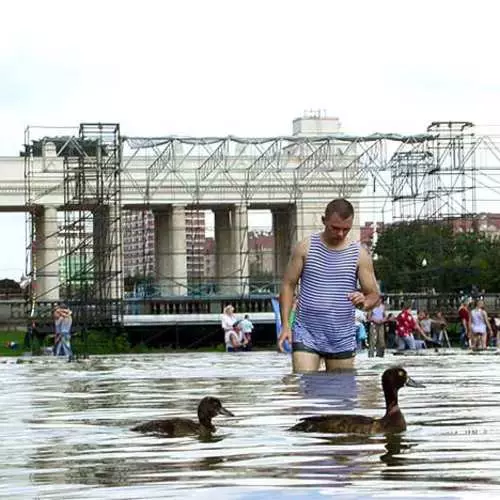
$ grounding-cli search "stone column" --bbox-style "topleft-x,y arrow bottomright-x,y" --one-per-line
233,204 -> 249,295
93,205 -> 125,300
109,205 -> 124,300
293,200 -> 325,242
171,205 -> 188,296
214,207 -> 234,295
350,198 -> 361,242
154,206 -> 187,296
35,205 -> 60,301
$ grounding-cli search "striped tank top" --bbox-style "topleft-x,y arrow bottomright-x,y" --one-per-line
293,233 -> 360,354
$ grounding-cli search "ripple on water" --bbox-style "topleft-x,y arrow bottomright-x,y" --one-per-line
1,350 -> 500,499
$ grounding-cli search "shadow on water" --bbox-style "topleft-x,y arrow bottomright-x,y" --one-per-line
2,351 -> 500,498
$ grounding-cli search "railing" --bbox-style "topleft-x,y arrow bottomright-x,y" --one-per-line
1,293 -> 499,327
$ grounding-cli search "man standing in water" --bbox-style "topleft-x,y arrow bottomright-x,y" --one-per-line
278,198 -> 380,372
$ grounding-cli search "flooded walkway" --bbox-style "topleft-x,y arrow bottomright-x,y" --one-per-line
1,350 -> 500,499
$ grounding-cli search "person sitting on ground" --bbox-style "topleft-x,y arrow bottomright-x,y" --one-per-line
415,309 -> 439,348
431,311 -> 451,347
224,320 -> 249,352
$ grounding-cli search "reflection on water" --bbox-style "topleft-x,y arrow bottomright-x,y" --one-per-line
2,351 -> 500,498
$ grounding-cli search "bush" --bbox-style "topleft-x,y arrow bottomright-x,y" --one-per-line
72,329 -> 131,355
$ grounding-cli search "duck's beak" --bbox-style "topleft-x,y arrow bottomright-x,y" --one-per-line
219,406 -> 235,417
406,376 -> 425,388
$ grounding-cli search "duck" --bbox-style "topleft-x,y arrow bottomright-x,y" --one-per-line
289,367 -> 424,434
131,396 -> 234,437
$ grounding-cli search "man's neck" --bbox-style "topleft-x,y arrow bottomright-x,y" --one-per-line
320,232 -> 350,250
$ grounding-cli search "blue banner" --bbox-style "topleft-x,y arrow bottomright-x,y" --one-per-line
271,297 -> 292,353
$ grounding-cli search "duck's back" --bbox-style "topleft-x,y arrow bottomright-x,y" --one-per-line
291,410 -> 407,434
131,417 -> 200,436
290,414 -> 378,434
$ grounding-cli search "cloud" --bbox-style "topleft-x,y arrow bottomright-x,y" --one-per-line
1,0 -> 500,278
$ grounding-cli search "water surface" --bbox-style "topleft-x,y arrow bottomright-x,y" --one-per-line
1,350 -> 500,499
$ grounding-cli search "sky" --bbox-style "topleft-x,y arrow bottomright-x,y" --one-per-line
1,0 -> 500,279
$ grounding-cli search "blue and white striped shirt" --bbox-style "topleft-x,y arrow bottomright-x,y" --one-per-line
293,233 -> 360,354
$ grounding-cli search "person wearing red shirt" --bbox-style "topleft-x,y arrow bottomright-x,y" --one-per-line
396,304 -> 424,350
458,300 -> 471,348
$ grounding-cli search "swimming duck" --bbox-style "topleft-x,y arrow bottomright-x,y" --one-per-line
131,396 -> 234,437
289,367 -> 424,434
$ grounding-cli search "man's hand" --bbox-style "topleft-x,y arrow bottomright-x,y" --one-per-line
348,291 -> 366,307
278,326 -> 292,352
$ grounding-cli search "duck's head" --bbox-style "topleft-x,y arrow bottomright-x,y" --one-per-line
382,367 -> 425,392
198,396 -> 235,422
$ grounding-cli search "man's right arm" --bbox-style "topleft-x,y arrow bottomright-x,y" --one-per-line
279,239 -> 307,332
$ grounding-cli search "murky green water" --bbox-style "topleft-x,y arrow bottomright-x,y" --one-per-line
2,350 -> 500,499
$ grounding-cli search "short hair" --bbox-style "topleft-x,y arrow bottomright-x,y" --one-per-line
324,199 -> 354,219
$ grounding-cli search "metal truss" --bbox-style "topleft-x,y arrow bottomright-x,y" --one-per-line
121,134 -> 439,207
24,121 -> 500,304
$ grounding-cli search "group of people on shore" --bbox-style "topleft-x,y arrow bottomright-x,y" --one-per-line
221,305 -> 254,352
354,302 -> 451,356
219,197 -> 498,366
458,299 -> 499,350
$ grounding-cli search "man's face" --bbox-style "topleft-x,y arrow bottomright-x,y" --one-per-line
322,212 -> 353,243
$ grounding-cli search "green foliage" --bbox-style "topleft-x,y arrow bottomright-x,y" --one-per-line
374,221 -> 500,293
0,330 -> 26,356
72,329 -> 131,355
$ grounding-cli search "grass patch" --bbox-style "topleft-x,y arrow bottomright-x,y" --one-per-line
0,330 -> 28,356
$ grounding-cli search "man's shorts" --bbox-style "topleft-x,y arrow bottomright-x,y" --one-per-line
292,342 -> 356,360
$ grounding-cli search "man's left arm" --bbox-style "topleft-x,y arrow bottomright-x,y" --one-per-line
355,246 -> 381,311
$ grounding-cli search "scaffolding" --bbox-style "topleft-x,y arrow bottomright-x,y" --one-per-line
62,123 -> 123,330
388,121 -> 477,222
23,118 -> 500,315
24,124 -> 123,349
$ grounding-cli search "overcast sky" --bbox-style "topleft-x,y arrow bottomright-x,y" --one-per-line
1,0 -> 500,279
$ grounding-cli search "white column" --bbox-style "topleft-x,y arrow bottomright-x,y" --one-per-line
214,205 -> 248,296
93,205 -> 125,300
93,206 -> 107,300
171,205 -> 187,296
233,204 -> 249,295
35,206 -> 60,301
154,206 -> 187,296
154,210 -> 170,295
293,200 -> 325,242
214,208 -> 234,295
272,206 -> 293,280
350,199 -> 361,242
109,205 -> 124,300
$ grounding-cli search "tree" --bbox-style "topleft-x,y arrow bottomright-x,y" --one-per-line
373,220 -> 500,293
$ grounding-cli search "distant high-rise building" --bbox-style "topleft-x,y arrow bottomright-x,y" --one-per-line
122,209 -> 206,278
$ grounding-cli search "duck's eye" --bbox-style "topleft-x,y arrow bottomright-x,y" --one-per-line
398,370 -> 405,378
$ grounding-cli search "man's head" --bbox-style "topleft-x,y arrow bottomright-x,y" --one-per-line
321,198 -> 354,244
